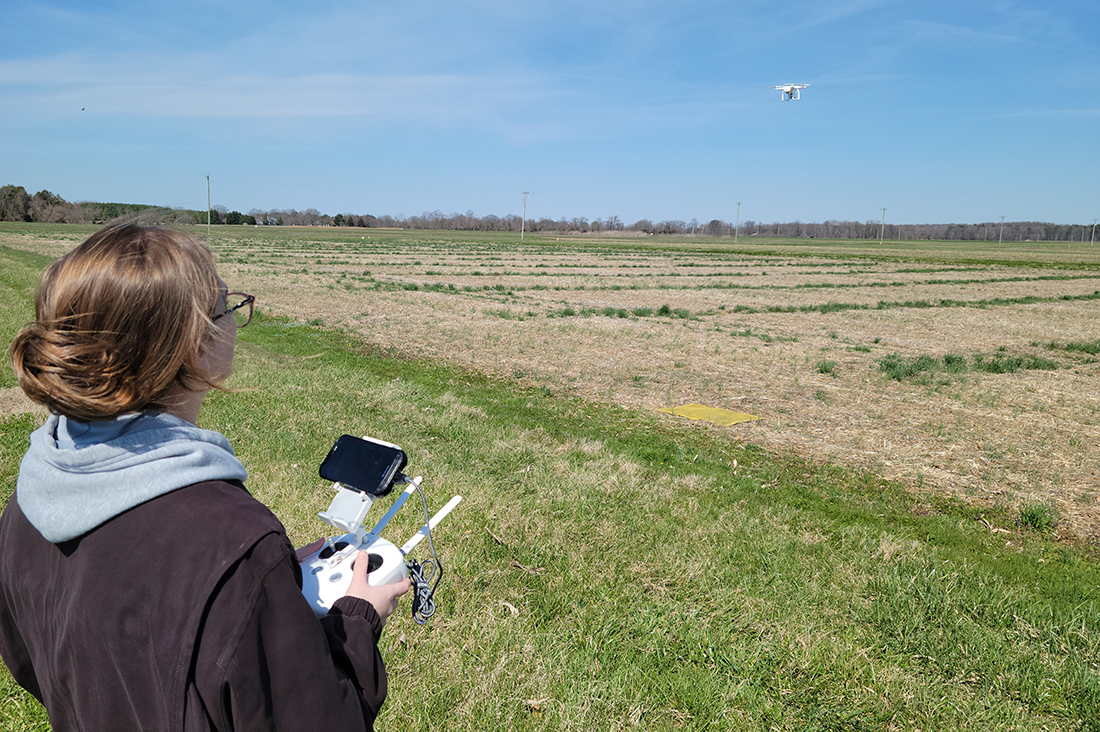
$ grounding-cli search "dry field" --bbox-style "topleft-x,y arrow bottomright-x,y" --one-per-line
6,228 -> 1100,539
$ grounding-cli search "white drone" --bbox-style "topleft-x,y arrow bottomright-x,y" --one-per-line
773,83 -> 809,101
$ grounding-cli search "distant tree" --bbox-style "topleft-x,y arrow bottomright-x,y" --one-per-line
33,190 -> 63,207
93,203 -> 137,220
333,213 -> 345,226
25,189 -> 85,223
29,192 -> 51,222
276,209 -> 299,225
0,185 -> 32,221
208,209 -> 223,225
225,210 -> 243,225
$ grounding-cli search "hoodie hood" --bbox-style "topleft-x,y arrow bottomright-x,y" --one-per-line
17,412 -> 248,543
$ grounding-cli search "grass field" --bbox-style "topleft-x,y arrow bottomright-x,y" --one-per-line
72,222 -> 1097,540
2,224 -> 1100,730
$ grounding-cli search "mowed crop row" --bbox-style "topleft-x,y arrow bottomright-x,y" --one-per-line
4,227 -> 1100,539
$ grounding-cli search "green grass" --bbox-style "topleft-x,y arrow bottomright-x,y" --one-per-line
1019,502 -> 1061,533
879,352 -> 1061,382
2,245 -> 1100,730
1048,340 -> 1100,357
0,246 -> 51,389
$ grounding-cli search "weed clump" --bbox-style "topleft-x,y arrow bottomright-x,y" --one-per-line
879,354 -> 941,380
879,352 -> 1059,381
1047,339 -> 1100,355
975,354 -> 1059,373
1018,502 -> 1060,532
656,304 -> 692,319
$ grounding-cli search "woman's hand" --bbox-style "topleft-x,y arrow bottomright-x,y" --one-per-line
345,551 -> 412,626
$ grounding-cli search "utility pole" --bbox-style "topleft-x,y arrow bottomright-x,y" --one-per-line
521,191 -> 529,240
206,175 -> 211,237
998,215 -> 1005,245
1092,219 -> 1097,245
734,202 -> 741,244
879,208 -> 886,245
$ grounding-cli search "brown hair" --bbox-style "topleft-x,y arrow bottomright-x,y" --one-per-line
10,223 -> 223,421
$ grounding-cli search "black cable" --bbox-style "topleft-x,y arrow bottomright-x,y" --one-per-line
407,481 -> 444,624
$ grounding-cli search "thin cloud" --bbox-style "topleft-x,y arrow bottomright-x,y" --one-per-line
902,19 -> 1020,46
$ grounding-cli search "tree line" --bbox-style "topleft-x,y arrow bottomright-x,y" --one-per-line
2,184 -> 1096,242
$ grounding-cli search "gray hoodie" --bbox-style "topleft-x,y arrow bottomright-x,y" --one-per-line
16,412 -> 248,543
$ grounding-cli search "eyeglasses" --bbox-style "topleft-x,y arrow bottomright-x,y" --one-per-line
213,292 -> 255,328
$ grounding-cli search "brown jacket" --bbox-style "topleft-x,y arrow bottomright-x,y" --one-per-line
0,480 -> 388,731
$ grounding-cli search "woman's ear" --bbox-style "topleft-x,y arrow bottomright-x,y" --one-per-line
195,340 -> 211,373
195,321 -> 236,384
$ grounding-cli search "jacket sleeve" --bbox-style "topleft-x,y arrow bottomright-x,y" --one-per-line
193,533 -> 389,732
0,587 -> 43,704
0,507 -> 42,704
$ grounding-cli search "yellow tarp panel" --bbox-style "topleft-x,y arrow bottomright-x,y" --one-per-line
658,403 -> 760,426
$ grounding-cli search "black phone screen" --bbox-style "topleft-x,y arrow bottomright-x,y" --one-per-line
318,435 -> 407,496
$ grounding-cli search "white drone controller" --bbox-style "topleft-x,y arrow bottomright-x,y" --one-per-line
297,435 -> 461,618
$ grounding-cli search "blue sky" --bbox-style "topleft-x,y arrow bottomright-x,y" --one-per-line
1,0 -> 1096,225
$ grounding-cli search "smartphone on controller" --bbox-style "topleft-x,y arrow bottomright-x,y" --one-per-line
318,434 -> 407,496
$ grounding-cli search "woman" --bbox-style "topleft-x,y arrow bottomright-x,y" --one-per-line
0,223 -> 409,731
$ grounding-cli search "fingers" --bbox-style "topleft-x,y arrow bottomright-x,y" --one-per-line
351,550 -> 371,579
388,577 -> 413,598
343,552 -> 412,626
345,551 -> 373,599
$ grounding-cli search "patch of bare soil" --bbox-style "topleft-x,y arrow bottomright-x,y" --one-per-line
0,387 -> 46,421
7,232 -> 1100,539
